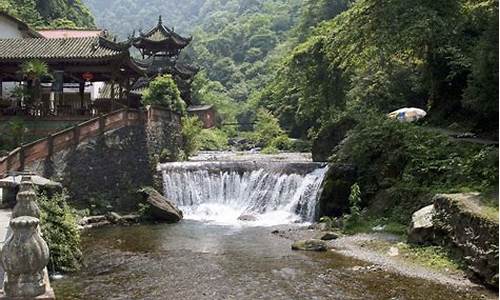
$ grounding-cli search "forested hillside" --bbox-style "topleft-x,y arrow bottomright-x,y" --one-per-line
0,0 -> 95,28
84,0 -> 304,123
256,0 -> 499,139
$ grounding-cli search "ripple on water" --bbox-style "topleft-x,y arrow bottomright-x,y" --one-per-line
52,221 -> 495,300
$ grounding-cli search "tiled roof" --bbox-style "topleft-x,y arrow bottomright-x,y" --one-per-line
38,29 -> 103,39
0,36 -> 128,62
134,16 -> 191,48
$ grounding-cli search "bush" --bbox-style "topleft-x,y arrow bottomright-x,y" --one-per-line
37,191 -> 82,273
142,74 -> 186,115
249,109 -> 292,151
0,118 -> 27,152
181,116 -> 203,158
332,115 -> 499,204
199,128 -> 229,151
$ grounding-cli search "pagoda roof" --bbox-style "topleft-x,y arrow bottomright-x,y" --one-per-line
0,36 -> 131,63
134,57 -> 199,79
133,16 -> 192,50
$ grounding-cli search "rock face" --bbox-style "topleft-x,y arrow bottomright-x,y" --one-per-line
317,164 -> 357,218
140,188 -> 183,223
433,193 -> 499,289
407,205 -> 437,244
408,193 -> 499,289
311,117 -> 356,162
291,239 -> 328,252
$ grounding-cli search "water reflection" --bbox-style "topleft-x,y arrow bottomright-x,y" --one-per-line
53,221 -> 494,300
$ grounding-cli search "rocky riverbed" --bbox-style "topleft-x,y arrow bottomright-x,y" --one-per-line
53,221 -> 496,300
273,224 -> 497,298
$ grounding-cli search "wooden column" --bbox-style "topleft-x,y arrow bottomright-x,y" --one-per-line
79,81 -> 85,113
110,80 -> 115,101
125,76 -> 131,107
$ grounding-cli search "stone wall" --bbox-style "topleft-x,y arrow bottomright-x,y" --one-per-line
408,193 -> 499,289
7,107 -> 182,213
433,194 -> 499,288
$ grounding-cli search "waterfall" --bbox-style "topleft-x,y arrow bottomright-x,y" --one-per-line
160,161 -> 329,226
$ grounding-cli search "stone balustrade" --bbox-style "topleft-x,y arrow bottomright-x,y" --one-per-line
0,176 -> 55,299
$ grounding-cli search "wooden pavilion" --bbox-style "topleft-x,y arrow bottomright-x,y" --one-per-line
0,34 -> 144,118
130,16 -> 199,105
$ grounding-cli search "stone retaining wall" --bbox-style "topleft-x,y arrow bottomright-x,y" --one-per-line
433,194 -> 499,288
0,106 -> 182,212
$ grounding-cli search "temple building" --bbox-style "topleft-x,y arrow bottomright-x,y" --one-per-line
0,12 -> 213,132
130,16 -> 199,106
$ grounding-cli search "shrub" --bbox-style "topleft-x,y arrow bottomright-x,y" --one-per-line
181,116 -> 203,158
332,115 -> 499,205
199,128 -> 229,151
249,109 -> 292,151
343,183 -> 362,231
142,74 -> 186,115
37,191 -> 82,273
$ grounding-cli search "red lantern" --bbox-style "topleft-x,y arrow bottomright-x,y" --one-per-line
82,72 -> 94,81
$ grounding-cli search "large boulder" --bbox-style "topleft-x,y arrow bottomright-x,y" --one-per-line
316,163 -> 357,218
433,193 -> 499,289
407,205 -> 436,244
407,193 -> 499,289
311,117 -> 356,162
139,188 -> 183,223
291,239 -> 328,252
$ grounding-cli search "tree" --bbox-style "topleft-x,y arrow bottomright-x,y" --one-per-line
142,74 -> 186,115
21,60 -> 50,108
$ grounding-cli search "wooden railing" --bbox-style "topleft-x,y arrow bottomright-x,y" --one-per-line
0,108 -> 143,177
0,99 -> 127,119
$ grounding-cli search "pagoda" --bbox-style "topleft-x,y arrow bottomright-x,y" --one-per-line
130,16 -> 199,105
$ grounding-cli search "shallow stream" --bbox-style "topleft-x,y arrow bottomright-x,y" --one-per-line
53,153 -> 493,299
53,221 -> 490,300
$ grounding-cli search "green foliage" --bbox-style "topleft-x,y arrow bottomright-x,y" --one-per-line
142,75 -> 186,115
463,3 -> 499,132
0,0 -> 95,28
332,116 -> 499,201
38,191 -> 82,273
256,0 -> 498,137
84,0 -> 304,126
181,116 -> 203,158
159,148 -> 179,163
343,183 -> 362,231
199,128 -> 229,151
0,118 -> 27,152
249,109 -> 292,151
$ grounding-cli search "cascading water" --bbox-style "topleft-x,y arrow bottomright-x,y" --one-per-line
160,160 -> 329,226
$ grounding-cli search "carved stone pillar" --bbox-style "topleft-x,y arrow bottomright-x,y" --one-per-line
1,216 -> 50,298
12,176 -> 41,219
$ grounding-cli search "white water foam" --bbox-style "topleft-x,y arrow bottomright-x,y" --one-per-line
160,161 -> 329,226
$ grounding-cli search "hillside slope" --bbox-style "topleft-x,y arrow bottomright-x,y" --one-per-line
0,0 -> 95,28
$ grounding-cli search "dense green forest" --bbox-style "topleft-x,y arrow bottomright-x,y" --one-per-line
84,0 -> 304,124
84,0 -> 498,139
257,0 -> 499,140
84,0 -> 498,221
0,0 -> 95,28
